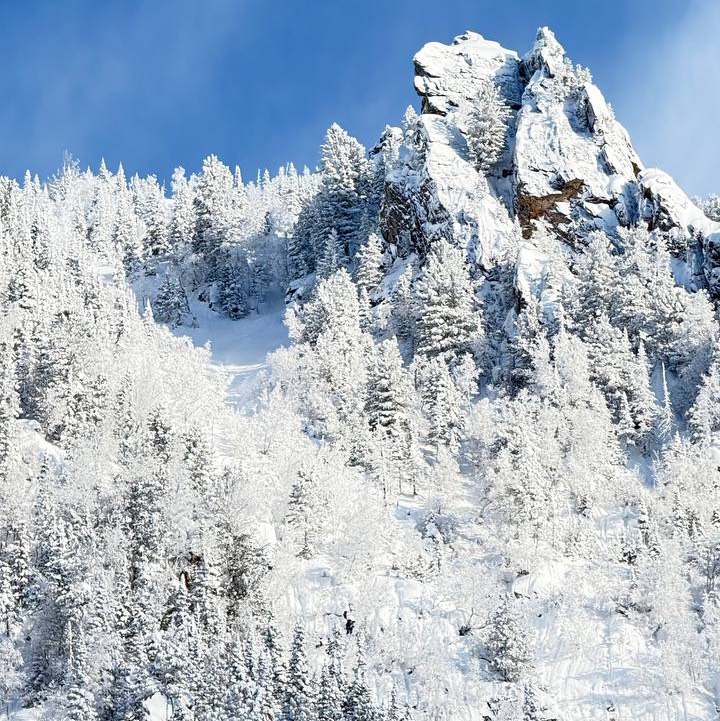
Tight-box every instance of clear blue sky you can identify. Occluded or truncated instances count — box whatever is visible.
[0,0,717,195]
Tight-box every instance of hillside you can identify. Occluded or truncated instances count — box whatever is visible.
[1,26,720,721]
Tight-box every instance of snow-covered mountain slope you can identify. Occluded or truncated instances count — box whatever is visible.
[3,24,720,721]
[176,300,288,412]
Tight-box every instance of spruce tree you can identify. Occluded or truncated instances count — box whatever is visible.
[282,622,317,721]
[154,273,194,328]
[366,339,413,449]
[465,80,511,173]
[421,357,465,454]
[0,341,19,479]
[217,259,250,319]
[416,239,479,359]
[169,167,196,249]
[355,233,384,293]
[316,229,340,280]
[486,596,532,683]
[312,124,373,263]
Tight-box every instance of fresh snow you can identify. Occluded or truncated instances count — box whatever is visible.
[174,300,289,411]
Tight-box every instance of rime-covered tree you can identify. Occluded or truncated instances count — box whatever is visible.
[416,239,480,359]
[421,356,466,454]
[282,623,316,721]
[465,80,511,173]
[355,233,384,293]
[316,229,340,280]
[192,154,235,259]
[486,596,533,683]
[0,341,19,478]
[366,338,413,447]
[154,273,194,328]
[312,124,373,263]
[169,167,196,249]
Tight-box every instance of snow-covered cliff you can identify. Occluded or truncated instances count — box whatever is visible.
[384,27,720,300]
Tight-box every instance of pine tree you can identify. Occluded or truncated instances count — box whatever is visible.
[316,229,340,280]
[0,341,20,479]
[317,663,343,721]
[217,258,250,319]
[465,80,511,173]
[183,425,213,496]
[287,470,318,560]
[416,239,480,359]
[421,357,465,454]
[688,351,720,441]
[654,362,675,445]
[521,682,548,721]
[156,586,197,721]
[169,167,196,249]
[282,622,316,721]
[132,174,169,258]
[154,273,194,327]
[366,339,413,447]
[193,155,235,259]
[344,649,377,721]
[355,233,384,293]
[585,315,658,445]
[113,190,143,279]
[486,596,533,683]
[391,263,416,345]
[358,287,372,331]
[0,565,15,637]
[312,124,373,263]
[63,630,99,721]
[0,636,23,721]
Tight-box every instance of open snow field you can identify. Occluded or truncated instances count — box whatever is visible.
[176,301,289,411]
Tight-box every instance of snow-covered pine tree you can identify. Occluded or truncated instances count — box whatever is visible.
[132,174,169,259]
[687,351,720,441]
[416,239,480,360]
[154,273,194,328]
[282,622,317,721]
[391,263,416,346]
[366,338,413,447]
[344,647,378,721]
[317,662,344,721]
[192,154,235,260]
[312,124,373,264]
[486,595,533,683]
[464,80,511,173]
[0,341,19,479]
[355,233,384,293]
[654,362,675,444]
[112,187,143,279]
[316,229,340,280]
[286,470,318,560]
[217,257,250,319]
[420,355,466,455]
[169,167,196,250]
[585,315,658,445]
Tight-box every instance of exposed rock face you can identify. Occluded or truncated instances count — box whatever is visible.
[383,26,720,298]
[513,28,643,241]
[413,31,523,115]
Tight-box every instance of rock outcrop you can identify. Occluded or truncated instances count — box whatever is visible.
[381,26,720,299]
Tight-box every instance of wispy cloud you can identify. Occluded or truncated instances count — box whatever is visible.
[0,0,248,178]
[617,0,720,196]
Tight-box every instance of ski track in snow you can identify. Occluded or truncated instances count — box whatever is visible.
[175,301,289,412]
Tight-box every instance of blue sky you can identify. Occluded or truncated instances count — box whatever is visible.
[0,0,717,195]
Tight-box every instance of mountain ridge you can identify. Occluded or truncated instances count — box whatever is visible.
[0,24,719,721]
